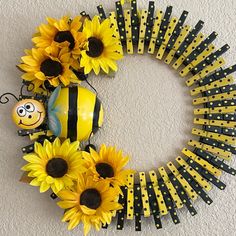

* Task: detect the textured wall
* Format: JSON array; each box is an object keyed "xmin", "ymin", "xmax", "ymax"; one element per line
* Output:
[{"xmin": 0, "ymin": 0, "xmax": 236, "ymax": 235}]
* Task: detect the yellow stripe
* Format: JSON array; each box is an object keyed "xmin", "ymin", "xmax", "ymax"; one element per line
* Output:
[
  {"xmin": 192, "ymin": 128, "xmax": 236, "ymax": 145},
  {"xmin": 127, "ymin": 173, "xmax": 134, "ymax": 220},
  {"xmin": 188, "ymin": 139, "xmax": 232, "ymax": 160},
  {"xmin": 167, "ymin": 162, "xmax": 198, "ymax": 201},
  {"xmin": 139, "ymin": 172, "xmax": 151, "ymax": 217},
  {"xmin": 29, "ymin": 130, "xmax": 53, "ymax": 140},
  {"xmin": 194, "ymin": 106, "xmax": 236, "ymax": 115},
  {"xmin": 156, "ymin": 17, "xmax": 178, "ymax": 59},
  {"xmin": 158, "ymin": 166, "xmax": 183, "ymax": 209},
  {"xmin": 176, "ymin": 156, "xmax": 212, "ymax": 191},
  {"xmin": 138, "ymin": 10, "xmax": 148, "ymax": 54},
  {"xmin": 77, "ymin": 87, "xmax": 96, "ymax": 141},
  {"xmin": 181, "ymin": 44, "xmax": 215, "ymax": 77},
  {"xmin": 124, "ymin": 10, "xmax": 133, "ymax": 54},
  {"xmin": 165, "ymin": 25, "xmax": 191, "ymax": 64},
  {"xmin": 190, "ymin": 76, "xmax": 234, "ymax": 96},
  {"xmin": 193, "ymin": 90, "xmax": 236, "ymax": 105},
  {"xmin": 186, "ymin": 58, "xmax": 225, "ymax": 86},
  {"xmin": 149, "ymin": 170, "xmax": 168, "ymax": 215},
  {"xmin": 173, "ymin": 33, "xmax": 204, "ymax": 71},
  {"xmin": 194, "ymin": 118, "xmax": 236, "ymax": 129},
  {"xmin": 181, "ymin": 148, "xmax": 222, "ymax": 177},
  {"xmin": 148, "ymin": 10, "xmax": 163, "ymax": 54}
]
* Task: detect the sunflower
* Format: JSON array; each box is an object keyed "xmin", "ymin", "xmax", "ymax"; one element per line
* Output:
[
  {"xmin": 57, "ymin": 174, "xmax": 122, "ymax": 235},
  {"xmin": 21, "ymin": 138, "xmax": 87, "ymax": 194},
  {"xmin": 18, "ymin": 47, "xmax": 78, "ymax": 91},
  {"xmin": 32, "ymin": 16, "xmax": 86, "ymax": 61},
  {"xmin": 82, "ymin": 144, "xmax": 135, "ymax": 191},
  {"xmin": 80, "ymin": 16, "xmax": 123, "ymax": 75}
]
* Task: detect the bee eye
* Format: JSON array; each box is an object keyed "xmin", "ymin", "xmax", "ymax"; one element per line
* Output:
[
  {"xmin": 24, "ymin": 102, "xmax": 35, "ymax": 112},
  {"xmin": 17, "ymin": 107, "xmax": 26, "ymax": 117}
]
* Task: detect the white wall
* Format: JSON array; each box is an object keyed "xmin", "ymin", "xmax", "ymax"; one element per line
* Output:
[{"xmin": 0, "ymin": 0, "xmax": 235, "ymax": 235}]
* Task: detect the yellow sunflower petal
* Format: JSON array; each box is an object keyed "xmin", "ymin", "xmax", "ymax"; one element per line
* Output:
[
  {"xmin": 35, "ymin": 72, "xmax": 46, "ymax": 81},
  {"xmin": 98, "ymin": 59, "xmax": 109, "ymax": 74},
  {"xmin": 31, "ymin": 48, "xmax": 45, "ymax": 62},
  {"xmin": 35, "ymin": 142, "xmax": 48, "ymax": 160},
  {"xmin": 71, "ymin": 16, "xmax": 82, "ymax": 31},
  {"xmin": 52, "ymin": 138, "xmax": 61, "ymax": 156},
  {"xmin": 83, "ymin": 217, "xmax": 92, "ymax": 236},
  {"xmin": 21, "ymin": 73, "xmax": 36, "ymax": 81},
  {"xmin": 54, "ymin": 179, "xmax": 65, "ymax": 193},
  {"xmin": 90, "ymin": 148, "xmax": 101, "ymax": 162},
  {"xmin": 18, "ymin": 64, "xmax": 36, "ymax": 73},
  {"xmin": 21, "ymin": 56, "xmax": 38, "ymax": 66},
  {"xmin": 37, "ymin": 173, "xmax": 48, "ymax": 182},
  {"xmin": 67, "ymin": 141, "xmax": 80, "ymax": 157},
  {"xmin": 80, "ymin": 205, "xmax": 96, "ymax": 216},
  {"xmin": 23, "ymin": 154, "xmax": 42, "ymax": 164},
  {"xmin": 104, "ymin": 58, "xmax": 118, "ymax": 72},
  {"xmin": 59, "ymin": 139, "xmax": 71, "ymax": 156},
  {"xmin": 45, "ymin": 141, "xmax": 53, "ymax": 159},
  {"xmin": 32, "ymin": 37, "xmax": 52, "ymax": 48},
  {"xmin": 91, "ymin": 59, "xmax": 101, "ymax": 75},
  {"xmin": 68, "ymin": 212, "xmax": 82, "ymax": 230},
  {"xmin": 46, "ymin": 176, "xmax": 54, "ymax": 184},
  {"xmin": 59, "ymin": 75, "xmax": 70, "ymax": 86},
  {"xmin": 57, "ymin": 200, "xmax": 77, "ymax": 209},
  {"xmin": 21, "ymin": 163, "xmax": 44, "ymax": 172},
  {"xmin": 49, "ymin": 77, "xmax": 60, "ymax": 87},
  {"xmin": 30, "ymin": 178, "xmax": 41, "ymax": 187},
  {"xmin": 62, "ymin": 207, "xmax": 78, "ymax": 222},
  {"xmin": 39, "ymin": 181, "xmax": 50, "ymax": 193},
  {"xmin": 57, "ymin": 190, "xmax": 77, "ymax": 201}
]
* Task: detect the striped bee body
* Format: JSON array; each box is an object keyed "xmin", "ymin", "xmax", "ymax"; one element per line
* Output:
[{"xmin": 48, "ymin": 86, "xmax": 104, "ymax": 142}]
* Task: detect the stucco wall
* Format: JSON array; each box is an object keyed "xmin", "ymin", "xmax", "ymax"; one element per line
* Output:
[{"xmin": 0, "ymin": 0, "xmax": 235, "ymax": 235}]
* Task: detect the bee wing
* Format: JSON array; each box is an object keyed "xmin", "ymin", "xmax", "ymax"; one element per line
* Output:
[
  {"xmin": 48, "ymin": 86, "xmax": 62, "ymax": 137},
  {"xmin": 48, "ymin": 86, "xmax": 61, "ymax": 110},
  {"xmin": 48, "ymin": 112, "xmax": 61, "ymax": 137}
]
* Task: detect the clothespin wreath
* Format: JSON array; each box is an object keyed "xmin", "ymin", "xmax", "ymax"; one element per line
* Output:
[{"xmin": 0, "ymin": 1, "xmax": 235, "ymax": 235}]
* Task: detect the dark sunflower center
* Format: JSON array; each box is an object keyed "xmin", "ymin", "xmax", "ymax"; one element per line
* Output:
[
  {"xmin": 54, "ymin": 31, "xmax": 75, "ymax": 50},
  {"xmin": 86, "ymin": 37, "xmax": 104, "ymax": 58},
  {"xmin": 46, "ymin": 158, "xmax": 68, "ymax": 178},
  {"xmin": 80, "ymin": 188, "xmax": 101, "ymax": 209},
  {"xmin": 40, "ymin": 59, "xmax": 63, "ymax": 77},
  {"xmin": 95, "ymin": 163, "xmax": 114, "ymax": 178}
]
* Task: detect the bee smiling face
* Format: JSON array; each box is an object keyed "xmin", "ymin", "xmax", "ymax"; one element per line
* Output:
[{"xmin": 12, "ymin": 99, "xmax": 46, "ymax": 129}]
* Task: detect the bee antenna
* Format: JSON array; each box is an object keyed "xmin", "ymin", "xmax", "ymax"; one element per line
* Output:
[
  {"xmin": 85, "ymin": 79, "xmax": 98, "ymax": 95},
  {"xmin": 0, "ymin": 92, "xmax": 19, "ymax": 104}
]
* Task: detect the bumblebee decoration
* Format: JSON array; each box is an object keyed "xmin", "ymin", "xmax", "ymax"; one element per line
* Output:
[
  {"xmin": 46, "ymin": 86, "xmax": 103, "ymax": 141},
  {"xmin": 1, "ymin": 84, "xmax": 104, "ymax": 151}
]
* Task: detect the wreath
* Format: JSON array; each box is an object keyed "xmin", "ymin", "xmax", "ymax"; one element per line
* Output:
[{"xmin": 0, "ymin": 0, "xmax": 236, "ymax": 235}]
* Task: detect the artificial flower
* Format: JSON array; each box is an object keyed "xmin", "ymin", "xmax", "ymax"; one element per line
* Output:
[
  {"xmin": 18, "ymin": 47, "xmax": 78, "ymax": 91},
  {"xmin": 57, "ymin": 174, "xmax": 122, "ymax": 235},
  {"xmin": 21, "ymin": 138, "xmax": 87, "ymax": 194},
  {"xmin": 32, "ymin": 16, "xmax": 86, "ymax": 61},
  {"xmin": 82, "ymin": 144, "xmax": 135, "ymax": 190},
  {"xmin": 80, "ymin": 16, "xmax": 123, "ymax": 75}
]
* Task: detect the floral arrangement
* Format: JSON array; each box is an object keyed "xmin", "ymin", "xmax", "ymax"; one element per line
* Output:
[
  {"xmin": 18, "ymin": 15, "xmax": 123, "ymax": 93},
  {"xmin": 16, "ymin": 10, "xmax": 131, "ymax": 235},
  {"xmin": 22, "ymin": 138, "xmax": 133, "ymax": 234}
]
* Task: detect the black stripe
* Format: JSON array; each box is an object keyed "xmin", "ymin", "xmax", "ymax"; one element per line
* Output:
[
  {"xmin": 92, "ymin": 97, "xmax": 101, "ymax": 134},
  {"xmin": 67, "ymin": 87, "xmax": 78, "ymax": 141}
]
